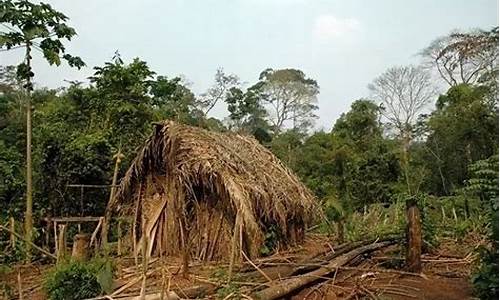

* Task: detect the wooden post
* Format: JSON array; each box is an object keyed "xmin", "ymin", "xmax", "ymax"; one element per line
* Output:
[
  {"xmin": 25, "ymin": 56, "xmax": 33, "ymax": 262},
  {"xmin": 17, "ymin": 267, "xmax": 23, "ymax": 300},
  {"xmin": 72, "ymin": 233, "xmax": 90, "ymax": 261},
  {"xmin": 180, "ymin": 219, "xmax": 189, "ymax": 277},
  {"xmin": 57, "ymin": 224, "xmax": 67, "ymax": 263},
  {"xmin": 53, "ymin": 221, "xmax": 58, "ymax": 256},
  {"xmin": 140, "ymin": 209, "xmax": 149, "ymax": 300},
  {"xmin": 406, "ymin": 200, "xmax": 422, "ymax": 273},
  {"xmin": 9, "ymin": 217, "xmax": 16, "ymax": 248},
  {"xmin": 452, "ymin": 207, "xmax": 458, "ymax": 222},
  {"xmin": 102, "ymin": 150, "xmax": 124, "ymax": 254}
]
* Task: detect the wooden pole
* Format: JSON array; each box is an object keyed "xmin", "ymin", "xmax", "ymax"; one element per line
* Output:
[
  {"xmin": 101, "ymin": 149, "xmax": 124, "ymax": 254},
  {"xmin": 140, "ymin": 208, "xmax": 149, "ymax": 300},
  {"xmin": 24, "ymin": 41, "xmax": 33, "ymax": 262},
  {"xmin": 0, "ymin": 224, "xmax": 56, "ymax": 259},
  {"xmin": 228, "ymin": 211, "xmax": 241, "ymax": 282},
  {"xmin": 57, "ymin": 224, "xmax": 67, "ymax": 263},
  {"xmin": 17, "ymin": 268, "xmax": 23, "ymax": 300},
  {"xmin": 406, "ymin": 200, "xmax": 422, "ymax": 273},
  {"xmin": 9, "ymin": 217, "xmax": 16, "ymax": 247},
  {"xmin": 180, "ymin": 219, "xmax": 189, "ymax": 276},
  {"xmin": 53, "ymin": 221, "xmax": 58, "ymax": 256}
]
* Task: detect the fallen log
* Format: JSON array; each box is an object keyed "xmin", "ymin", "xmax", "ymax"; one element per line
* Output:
[
  {"xmin": 242, "ymin": 236, "xmax": 399, "ymax": 282},
  {"xmin": 252, "ymin": 240, "xmax": 395, "ymax": 300}
]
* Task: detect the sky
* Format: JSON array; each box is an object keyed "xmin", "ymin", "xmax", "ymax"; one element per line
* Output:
[{"xmin": 1, "ymin": 0, "xmax": 498, "ymax": 130}]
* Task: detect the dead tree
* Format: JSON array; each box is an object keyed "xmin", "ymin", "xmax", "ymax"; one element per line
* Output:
[{"xmin": 369, "ymin": 65, "xmax": 433, "ymax": 272}]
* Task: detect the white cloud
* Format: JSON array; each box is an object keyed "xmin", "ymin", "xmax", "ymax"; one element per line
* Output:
[{"xmin": 313, "ymin": 15, "xmax": 361, "ymax": 41}]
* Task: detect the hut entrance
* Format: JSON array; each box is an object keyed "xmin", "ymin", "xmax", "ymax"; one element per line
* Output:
[{"xmin": 138, "ymin": 176, "xmax": 236, "ymax": 262}]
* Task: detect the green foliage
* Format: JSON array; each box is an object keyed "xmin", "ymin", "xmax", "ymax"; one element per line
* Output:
[
  {"xmin": 216, "ymin": 283, "xmax": 242, "ymax": 300},
  {"xmin": 464, "ymin": 155, "xmax": 499, "ymax": 299},
  {"xmin": 0, "ymin": 0, "xmax": 85, "ymax": 90},
  {"xmin": 210, "ymin": 267, "xmax": 242, "ymax": 299},
  {"xmin": 415, "ymin": 194, "xmax": 438, "ymax": 250},
  {"xmin": 259, "ymin": 224, "xmax": 282, "ymax": 256},
  {"xmin": 472, "ymin": 246, "xmax": 499, "ymax": 300},
  {"xmin": 343, "ymin": 203, "xmax": 405, "ymax": 242},
  {"xmin": 291, "ymin": 100, "xmax": 400, "ymax": 212},
  {"xmin": 254, "ymin": 68, "xmax": 319, "ymax": 134},
  {"xmin": 44, "ymin": 258, "xmax": 114, "ymax": 300},
  {"xmin": 225, "ymin": 86, "xmax": 272, "ymax": 142},
  {"xmin": 422, "ymin": 84, "xmax": 498, "ymax": 195},
  {"xmin": 0, "ymin": 238, "xmax": 26, "ymax": 264}
]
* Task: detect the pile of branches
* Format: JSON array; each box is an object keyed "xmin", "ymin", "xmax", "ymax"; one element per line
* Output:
[{"xmin": 90, "ymin": 236, "xmax": 416, "ymax": 300}]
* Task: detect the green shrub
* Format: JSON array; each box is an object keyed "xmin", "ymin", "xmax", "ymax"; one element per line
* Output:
[
  {"xmin": 344, "ymin": 203, "xmax": 405, "ymax": 242},
  {"xmin": 210, "ymin": 267, "xmax": 242, "ymax": 299},
  {"xmin": 472, "ymin": 246, "xmax": 499, "ymax": 300},
  {"xmin": 259, "ymin": 224, "xmax": 281, "ymax": 256},
  {"xmin": 44, "ymin": 258, "xmax": 113, "ymax": 300}
]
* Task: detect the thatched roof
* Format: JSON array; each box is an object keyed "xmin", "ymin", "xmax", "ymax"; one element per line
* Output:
[{"xmin": 110, "ymin": 121, "xmax": 317, "ymax": 259}]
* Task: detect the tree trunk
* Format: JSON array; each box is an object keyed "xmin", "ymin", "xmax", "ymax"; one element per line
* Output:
[
  {"xmin": 253, "ymin": 241, "xmax": 394, "ymax": 300},
  {"xmin": 25, "ymin": 72, "xmax": 33, "ymax": 261},
  {"xmin": 72, "ymin": 233, "xmax": 90, "ymax": 261},
  {"xmin": 406, "ymin": 201, "xmax": 422, "ymax": 273},
  {"xmin": 102, "ymin": 150, "xmax": 123, "ymax": 254}
]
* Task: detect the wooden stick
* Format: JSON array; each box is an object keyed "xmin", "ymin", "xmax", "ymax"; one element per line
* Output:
[
  {"xmin": 228, "ymin": 211, "xmax": 241, "ymax": 282},
  {"xmin": 44, "ymin": 216, "xmax": 103, "ymax": 223},
  {"xmin": 57, "ymin": 224, "xmax": 67, "ymax": 263},
  {"xmin": 241, "ymin": 250, "xmax": 273, "ymax": 283},
  {"xmin": 336, "ymin": 266, "xmax": 429, "ymax": 279},
  {"xmin": 9, "ymin": 217, "xmax": 16, "ymax": 247},
  {"xmin": 208, "ymin": 214, "xmax": 224, "ymax": 261},
  {"xmin": 140, "ymin": 208, "xmax": 148, "ymax": 300},
  {"xmin": 0, "ymin": 224, "xmax": 56, "ymax": 259},
  {"xmin": 90, "ymin": 217, "xmax": 104, "ymax": 248},
  {"xmin": 53, "ymin": 221, "xmax": 58, "ymax": 256},
  {"xmin": 17, "ymin": 268, "xmax": 23, "ymax": 300}
]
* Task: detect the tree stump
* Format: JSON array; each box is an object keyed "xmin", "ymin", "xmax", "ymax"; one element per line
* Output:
[
  {"xmin": 406, "ymin": 200, "xmax": 422, "ymax": 273},
  {"xmin": 72, "ymin": 233, "xmax": 90, "ymax": 261}
]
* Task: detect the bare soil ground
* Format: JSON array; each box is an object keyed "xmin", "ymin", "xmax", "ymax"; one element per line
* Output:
[{"xmin": 2, "ymin": 233, "xmax": 481, "ymax": 300}]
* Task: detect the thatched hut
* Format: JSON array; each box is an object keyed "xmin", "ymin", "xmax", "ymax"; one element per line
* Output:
[{"xmin": 109, "ymin": 121, "xmax": 317, "ymax": 263}]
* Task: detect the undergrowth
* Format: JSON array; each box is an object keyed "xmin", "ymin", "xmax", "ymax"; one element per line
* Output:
[
  {"xmin": 44, "ymin": 258, "xmax": 114, "ymax": 300},
  {"xmin": 210, "ymin": 266, "xmax": 242, "ymax": 299}
]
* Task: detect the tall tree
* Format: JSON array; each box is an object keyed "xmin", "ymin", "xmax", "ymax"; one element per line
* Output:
[
  {"xmin": 368, "ymin": 65, "xmax": 435, "ymax": 192},
  {"xmin": 423, "ymin": 84, "xmax": 498, "ymax": 195},
  {"xmin": 225, "ymin": 85, "xmax": 272, "ymax": 143},
  {"xmin": 255, "ymin": 68, "xmax": 319, "ymax": 135},
  {"xmin": 151, "ymin": 75, "xmax": 198, "ymax": 124},
  {"xmin": 421, "ymin": 27, "xmax": 499, "ymax": 87},
  {"xmin": 0, "ymin": 0, "xmax": 84, "ymax": 259},
  {"xmin": 198, "ymin": 68, "xmax": 240, "ymax": 116},
  {"xmin": 369, "ymin": 65, "xmax": 435, "ymax": 273}
]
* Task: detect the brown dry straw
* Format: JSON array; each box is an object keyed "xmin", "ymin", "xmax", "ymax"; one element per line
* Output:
[{"xmin": 108, "ymin": 120, "xmax": 319, "ymax": 262}]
